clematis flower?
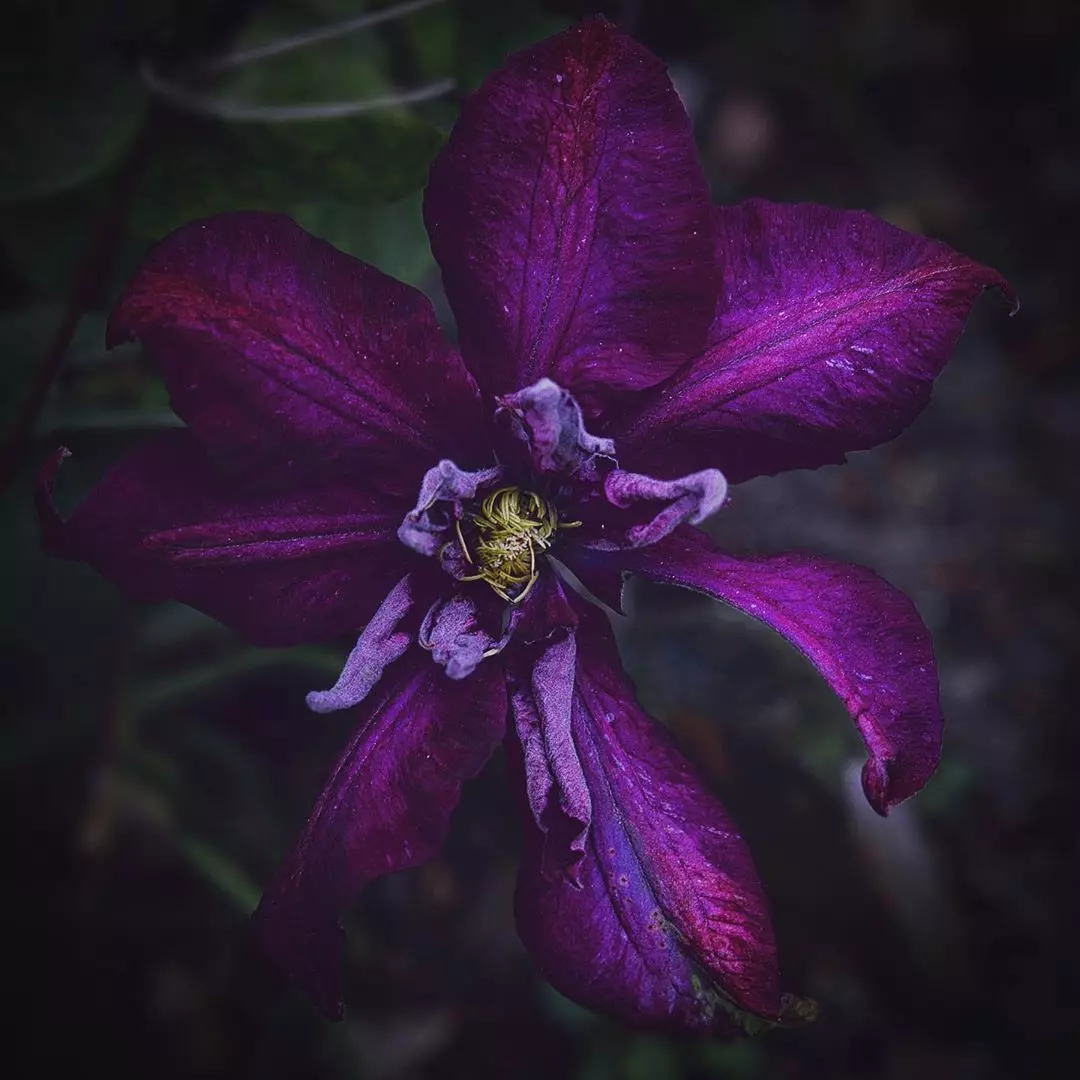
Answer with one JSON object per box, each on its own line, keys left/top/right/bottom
{"left": 37, "top": 18, "right": 1011, "bottom": 1034}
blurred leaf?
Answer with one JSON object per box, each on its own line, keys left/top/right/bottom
{"left": 129, "top": 113, "right": 442, "bottom": 239}
{"left": 174, "top": 831, "right": 262, "bottom": 913}
{"left": 35, "top": 407, "right": 184, "bottom": 435}
{"left": 293, "top": 190, "right": 435, "bottom": 286}
{"left": 0, "top": 307, "right": 107, "bottom": 440}
{"left": 128, "top": 645, "right": 340, "bottom": 719}
{"left": 454, "top": 0, "right": 567, "bottom": 90}
{"left": 0, "top": 63, "right": 147, "bottom": 203}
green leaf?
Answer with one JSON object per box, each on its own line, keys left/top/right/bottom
{"left": 0, "top": 63, "right": 147, "bottom": 203}
{"left": 129, "top": 112, "right": 442, "bottom": 239}
{"left": 0, "top": 307, "right": 108, "bottom": 440}
{"left": 454, "top": 0, "right": 568, "bottom": 90}
{"left": 293, "top": 190, "right": 436, "bottom": 286}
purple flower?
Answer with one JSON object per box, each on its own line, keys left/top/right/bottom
{"left": 37, "top": 19, "right": 1011, "bottom": 1034}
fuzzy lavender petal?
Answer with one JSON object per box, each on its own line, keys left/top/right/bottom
{"left": 498, "top": 378, "right": 615, "bottom": 479}
{"left": 398, "top": 459, "right": 504, "bottom": 556}
{"left": 601, "top": 468, "right": 728, "bottom": 548}
{"left": 418, "top": 590, "right": 509, "bottom": 679}
{"left": 306, "top": 576, "right": 416, "bottom": 713}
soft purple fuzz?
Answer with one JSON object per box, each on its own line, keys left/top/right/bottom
{"left": 38, "top": 17, "right": 1010, "bottom": 1034}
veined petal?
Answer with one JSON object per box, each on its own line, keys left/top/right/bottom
{"left": 252, "top": 652, "right": 507, "bottom": 1020}
{"left": 621, "top": 528, "right": 942, "bottom": 814}
{"left": 620, "top": 200, "right": 1013, "bottom": 482}
{"left": 424, "top": 18, "right": 717, "bottom": 412}
{"left": 36, "top": 432, "right": 411, "bottom": 646}
{"left": 109, "top": 212, "right": 487, "bottom": 487}
{"left": 512, "top": 598, "right": 779, "bottom": 1031}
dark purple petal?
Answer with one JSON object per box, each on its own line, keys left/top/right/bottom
{"left": 498, "top": 379, "right": 615, "bottom": 480}
{"left": 306, "top": 577, "right": 416, "bottom": 713}
{"left": 424, "top": 18, "right": 718, "bottom": 412}
{"left": 109, "top": 212, "right": 487, "bottom": 486}
{"left": 621, "top": 528, "right": 942, "bottom": 814}
{"left": 551, "top": 548, "right": 626, "bottom": 614}
{"left": 620, "top": 200, "right": 1014, "bottom": 483}
{"left": 252, "top": 651, "right": 507, "bottom": 1020}
{"left": 37, "top": 433, "right": 413, "bottom": 646}
{"left": 512, "top": 598, "right": 780, "bottom": 1031}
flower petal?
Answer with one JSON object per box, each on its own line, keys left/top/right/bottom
{"left": 397, "top": 459, "right": 505, "bottom": 557}
{"left": 498, "top": 379, "right": 614, "bottom": 480}
{"left": 305, "top": 576, "right": 416, "bottom": 714}
{"left": 512, "top": 598, "right": 780, "bottom": 1031}
{"left": 603, "top": 467, "right": 727, "bottom": 547}
{"left": 252, "top": 651, "right": 507, "bottom": 1020}
{"left": 508, "top": 574, "right": 591, "bottom": 881}
{"left": 109, "top": 212, "right": 487, "bottom": 486}
{"left": 620, "top": 200, "right": 1014, "bottom": 482}
{"left": 621, "top": 528, "right": 942, "bottom": 814}
{"left": 418, "top": 588, "right": 510, "bottom": 679}
{"left": 424, "top": 18, "right": 717, "bottom": 411}
{"left": 37, "top": 432, "right": 412, "bottom": 646}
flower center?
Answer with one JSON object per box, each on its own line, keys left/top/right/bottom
{"left": 455, "top": 487, "right": 574, "bottom": 604}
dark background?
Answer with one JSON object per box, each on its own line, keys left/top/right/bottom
{"left": 3, "top": 1, "right": 1076, "bottom": 1077}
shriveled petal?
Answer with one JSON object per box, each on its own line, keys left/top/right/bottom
{"left": 418, "top": 589, "right": 510, "bottom": 679}
{"left": 620, "top": 200, "right": 1014, "bottom": 482}
{"left": 110, "top": 212, "right": 487, "bottom": 486}
{"left": 424, "top": 18, "right": 717, "bottom": 412}
{"left": 37, "top": 433, "right": 412, "bottom": 646}
{"left": 621, "top": 528, "right": 942, "bottom": 814}
{"left": 252, "top": 651, "right": 507, "bottom": 1020}
{"left": 507, "top": 574, "right": 591, "bottom": 881}
{"left": 604, "top": 467, "right": 727, "bottom": 547}
{"left": 512, "top": 598, "right": 780, "bottom": 1031}
{"left": 397, "top": 459, "right": 505, "bottom": 557}
{"left": 564, "top": 464, "right": 727, "bottom": 553}
{"left": 306, "top": 577, "right": 416, "bottom": 714}
{"left": 498, "top": 379, "right": 615, "bottom": 480}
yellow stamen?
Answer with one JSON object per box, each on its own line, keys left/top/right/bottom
{"left": 455, "top": 486, "right": 578, "bottom": 603}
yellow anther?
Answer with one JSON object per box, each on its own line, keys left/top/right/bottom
{"left": 455, "top": 487, "right": 577, "bottom": 603}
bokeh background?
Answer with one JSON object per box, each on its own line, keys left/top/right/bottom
{"left": 4, "top": 0, "right": 1076, "bottom": 1077}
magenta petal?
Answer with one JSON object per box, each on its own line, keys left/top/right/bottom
{"left": 424, "top": 18, "right": 717, "bottom": 411}
{"left": 622, "top": 528, "right": 943, "bottom": 814}
{"left": 109, "top": 212, "right": 487, "bottom": 483}
{"left": 513, "top": 599, "right": 779, "bottom": 1030}
{"left": 252, "top": 652, "right": 507, "bottom": 1020}
{"left": 37, "top": 433, "right": 411, "bottom": 646}
{"left": 621, "top": 200, "right": 1014, "bottom": 482}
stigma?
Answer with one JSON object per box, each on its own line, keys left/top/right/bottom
{"left": 455, "top": 487, "right": 576, "bottom": 603}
